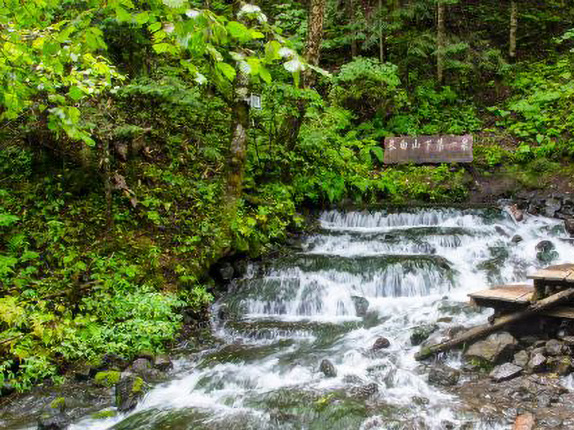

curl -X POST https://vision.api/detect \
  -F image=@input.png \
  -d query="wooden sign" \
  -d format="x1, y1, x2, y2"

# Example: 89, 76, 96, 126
383, 135, 473, 164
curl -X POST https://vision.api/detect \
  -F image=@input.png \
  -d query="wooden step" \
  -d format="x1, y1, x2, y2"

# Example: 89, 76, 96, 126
469, 284, 533, 307
527, 264, 574, 283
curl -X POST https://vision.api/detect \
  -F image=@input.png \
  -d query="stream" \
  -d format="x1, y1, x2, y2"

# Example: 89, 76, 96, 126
16, 207, 574, 429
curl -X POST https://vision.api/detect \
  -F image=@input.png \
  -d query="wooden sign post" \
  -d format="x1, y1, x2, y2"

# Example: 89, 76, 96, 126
383, 135, 473, 164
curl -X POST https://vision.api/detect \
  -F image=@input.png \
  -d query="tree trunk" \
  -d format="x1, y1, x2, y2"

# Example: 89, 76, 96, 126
436, 0, 445, 85
509, 0, 518, 61
379, 0, 384, 63
304, 0, 327, 87
415, 288, 574, 361
350, 0, 358, 58
223, 70, 250, 221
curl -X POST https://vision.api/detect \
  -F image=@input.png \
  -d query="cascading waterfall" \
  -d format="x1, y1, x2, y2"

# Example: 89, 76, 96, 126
70, 207, 574, 430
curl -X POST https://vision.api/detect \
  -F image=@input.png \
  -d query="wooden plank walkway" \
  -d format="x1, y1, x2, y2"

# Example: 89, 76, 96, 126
469, 284, 533, 307
527, 264, 574, 282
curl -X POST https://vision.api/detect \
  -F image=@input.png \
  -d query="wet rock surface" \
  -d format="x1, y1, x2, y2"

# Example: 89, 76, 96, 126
464, 331, 518, 364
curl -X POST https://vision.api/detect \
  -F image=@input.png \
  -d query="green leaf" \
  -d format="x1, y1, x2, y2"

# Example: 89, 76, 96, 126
227, 22, 251, 42
216, 62, 236, 81
135, 12, 149, 25
68, 86, 84, 102
259, 66, 272, 84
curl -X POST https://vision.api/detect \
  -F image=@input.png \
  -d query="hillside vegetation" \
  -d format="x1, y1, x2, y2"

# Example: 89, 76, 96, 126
0, 0, 573, 390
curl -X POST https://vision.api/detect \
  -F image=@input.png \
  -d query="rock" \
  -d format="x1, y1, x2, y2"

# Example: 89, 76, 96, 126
548, 356, 572, 375
101, 353, 129, 370
71, 364, 93, 382
372, 337, 390, 350
131, 358, 152, 374
464, 331, 518, 364
349, 383, 378, 399
115, 375, 147, 412
513, 350, 530, 368
153, 354, 173, 372
94, 371, 121, 387
514, 413, 535, 430
528, 352, 547, 372
545, 197, 562, 218
511, 235, 524, 244
495, 226, 509, 237
37, 412, 70, 430
508, 204, 524, 222
536, 240, 558, 264
428, 365, 460, 387
410, 324, 439, 346
319, 359, 337, 378
219, 262, 234, 280
351, 296, 369, 317
0, 383, 15, 397
561, 335, 574, 346
411, 396, 429, 406
545, 339, 564, 356
490, 363, 523, 382
565, 218, 574, 236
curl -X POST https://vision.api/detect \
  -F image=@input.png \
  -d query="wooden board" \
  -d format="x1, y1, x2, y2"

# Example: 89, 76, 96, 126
543, 306, 574, 319
469, 284, 533, 306
527, 264, 574, 282
383, 135, 473, 164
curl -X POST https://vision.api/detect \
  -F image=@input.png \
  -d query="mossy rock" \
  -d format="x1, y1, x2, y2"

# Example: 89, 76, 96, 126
50, 397, 66, 412
94, 371, 121, 387
91, 409, 118, 419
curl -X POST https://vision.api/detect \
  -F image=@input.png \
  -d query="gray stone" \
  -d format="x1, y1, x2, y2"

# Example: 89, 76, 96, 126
219, 262, 234, 280
513, 350, 530, 368
428, 365, 460, 387
349, 383, 378, 399
565, 218, 574, 236
528, 352, 547, 372
489, 363, 523, 382
153, 354, 173, 372
545, 197, 562, 217
560, 335, 574, 346
351, 296, 369, 317
545, 339, 564, 356
319, 359, 337, 378
410, 324, 439, 346
372, 337, 390, 350
464, 331, 518, 364
548, 356, 572, 376
511, 235, 524, 244
37, 413, 70, 430
116, 375, 147, 412
536, 240, 558, 264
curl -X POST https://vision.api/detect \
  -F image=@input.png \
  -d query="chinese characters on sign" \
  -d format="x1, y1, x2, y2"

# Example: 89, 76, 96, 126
383, 135, 473, 164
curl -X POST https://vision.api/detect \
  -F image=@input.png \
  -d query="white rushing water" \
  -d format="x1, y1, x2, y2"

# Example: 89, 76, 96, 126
71, 207, 574, 430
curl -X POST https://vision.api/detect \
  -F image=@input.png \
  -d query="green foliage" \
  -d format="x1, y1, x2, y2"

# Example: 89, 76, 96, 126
330, 58, 405, 120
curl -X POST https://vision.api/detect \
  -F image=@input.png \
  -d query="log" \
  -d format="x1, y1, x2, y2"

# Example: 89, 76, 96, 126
415, 288, 574, 360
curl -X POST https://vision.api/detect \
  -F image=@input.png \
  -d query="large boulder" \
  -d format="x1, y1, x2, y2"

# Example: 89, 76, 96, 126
464, 332, 518, 364
410, 324, 439, 346
351, 296, 369, 317
545, 339, 564, 356
489, 363, 523, 382
428, 364, 460, 387
535, 240, 558, 264
545, 197, 562, 218
528, 352, 547, 373
37, 413, 70, 430
116, 375, 147, 412
372, 337, 390, 350
319, 359, 337, 378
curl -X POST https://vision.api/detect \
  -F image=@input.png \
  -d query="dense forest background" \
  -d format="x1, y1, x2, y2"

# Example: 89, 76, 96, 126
0, 0, 573, 390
